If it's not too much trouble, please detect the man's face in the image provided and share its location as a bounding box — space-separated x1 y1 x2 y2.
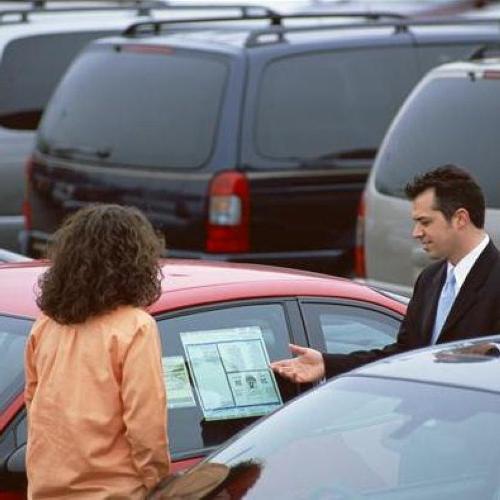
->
411 188 458 260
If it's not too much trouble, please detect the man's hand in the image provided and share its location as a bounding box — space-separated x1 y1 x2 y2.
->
271 344 326 383
451 342 500 357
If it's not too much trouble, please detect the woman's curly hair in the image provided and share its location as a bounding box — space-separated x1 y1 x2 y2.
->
37 204 163 324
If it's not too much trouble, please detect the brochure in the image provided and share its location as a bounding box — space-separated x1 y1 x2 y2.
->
181 326 282 420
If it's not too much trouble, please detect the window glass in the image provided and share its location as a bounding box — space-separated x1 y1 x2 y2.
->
375 77 500 208
303 303 400 354
0 32 115 130
38 46 228 168
0 316 33 415
156 303 295 459
255 47 417 160
160 377 500 499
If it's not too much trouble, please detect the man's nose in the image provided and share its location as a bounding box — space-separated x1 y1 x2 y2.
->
412 224 423 239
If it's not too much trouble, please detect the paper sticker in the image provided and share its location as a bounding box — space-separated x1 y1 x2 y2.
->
181 326 282 421
162 356 196 409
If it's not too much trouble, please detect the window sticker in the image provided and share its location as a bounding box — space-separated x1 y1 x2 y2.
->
162 356 196 409
180 326 282 421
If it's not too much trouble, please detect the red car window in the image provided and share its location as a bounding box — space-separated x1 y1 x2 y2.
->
156 302 298 460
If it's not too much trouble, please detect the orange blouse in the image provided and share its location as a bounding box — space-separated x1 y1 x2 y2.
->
24 306 170 499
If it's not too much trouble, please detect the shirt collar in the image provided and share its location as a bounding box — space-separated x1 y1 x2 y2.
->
447 234 490 291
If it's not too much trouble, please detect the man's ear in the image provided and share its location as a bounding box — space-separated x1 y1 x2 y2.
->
453 207 470 229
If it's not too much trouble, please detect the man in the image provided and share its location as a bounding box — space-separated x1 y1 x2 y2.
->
271 165 500 383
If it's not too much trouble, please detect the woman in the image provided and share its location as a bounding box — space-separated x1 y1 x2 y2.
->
25 204 170 499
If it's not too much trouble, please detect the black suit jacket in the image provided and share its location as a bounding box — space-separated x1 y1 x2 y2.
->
324 240 500 379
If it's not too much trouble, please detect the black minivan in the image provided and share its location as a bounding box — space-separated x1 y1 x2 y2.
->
21 13 500 275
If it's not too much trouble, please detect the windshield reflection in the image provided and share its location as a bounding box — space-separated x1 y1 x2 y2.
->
156 376 500 499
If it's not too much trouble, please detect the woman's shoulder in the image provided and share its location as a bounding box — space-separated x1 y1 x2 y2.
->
100 306 156 333
97 307 157 352
30 313 55 334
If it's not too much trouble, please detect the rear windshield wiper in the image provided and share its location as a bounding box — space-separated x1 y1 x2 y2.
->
286 148 377 168
315 147 377 161
50 144 111 160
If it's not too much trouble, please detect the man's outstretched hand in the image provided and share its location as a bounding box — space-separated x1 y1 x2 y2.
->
271 344 326 383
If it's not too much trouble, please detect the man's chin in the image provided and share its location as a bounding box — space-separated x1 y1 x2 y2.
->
422 247 441 260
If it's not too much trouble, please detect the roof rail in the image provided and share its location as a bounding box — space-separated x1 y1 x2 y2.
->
245 15 500 47
0 2 277 26
468 43 500 60
123 10 406 37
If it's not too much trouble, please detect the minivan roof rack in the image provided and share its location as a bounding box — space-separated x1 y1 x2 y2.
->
468 43 500 60
123 10 407 37
123 12 500 42
0 1 278 25
244 15 500 47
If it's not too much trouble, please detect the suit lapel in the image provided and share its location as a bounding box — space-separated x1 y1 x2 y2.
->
439 241 497 342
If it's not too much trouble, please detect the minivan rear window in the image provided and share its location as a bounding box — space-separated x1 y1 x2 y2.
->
255 47 418 161
375 77 500 208
37 45 229 169
0 315 32 416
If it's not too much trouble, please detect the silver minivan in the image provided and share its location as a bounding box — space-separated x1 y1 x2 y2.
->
359 57 500 296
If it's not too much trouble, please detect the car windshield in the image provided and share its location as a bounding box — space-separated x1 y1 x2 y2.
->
157 375 500 499
37 44 229 169
374 76 500 208
0 315 33 417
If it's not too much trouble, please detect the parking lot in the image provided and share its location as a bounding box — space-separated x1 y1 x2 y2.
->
0 1 499 499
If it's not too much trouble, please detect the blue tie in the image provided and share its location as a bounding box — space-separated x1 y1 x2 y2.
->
431 269 457 344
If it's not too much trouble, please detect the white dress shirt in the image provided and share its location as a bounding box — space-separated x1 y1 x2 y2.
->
446 234 490 294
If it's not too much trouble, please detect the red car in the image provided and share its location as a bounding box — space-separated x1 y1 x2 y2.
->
0 259 406 498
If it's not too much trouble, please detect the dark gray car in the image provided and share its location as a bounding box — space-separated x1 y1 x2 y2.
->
22 14 500 277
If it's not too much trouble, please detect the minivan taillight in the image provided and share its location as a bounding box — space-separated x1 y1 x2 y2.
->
206 171 249 253
23 155 34 231
354 191 366 278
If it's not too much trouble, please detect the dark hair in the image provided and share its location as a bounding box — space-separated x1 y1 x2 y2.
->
37 204 163 324
404 164 485 228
